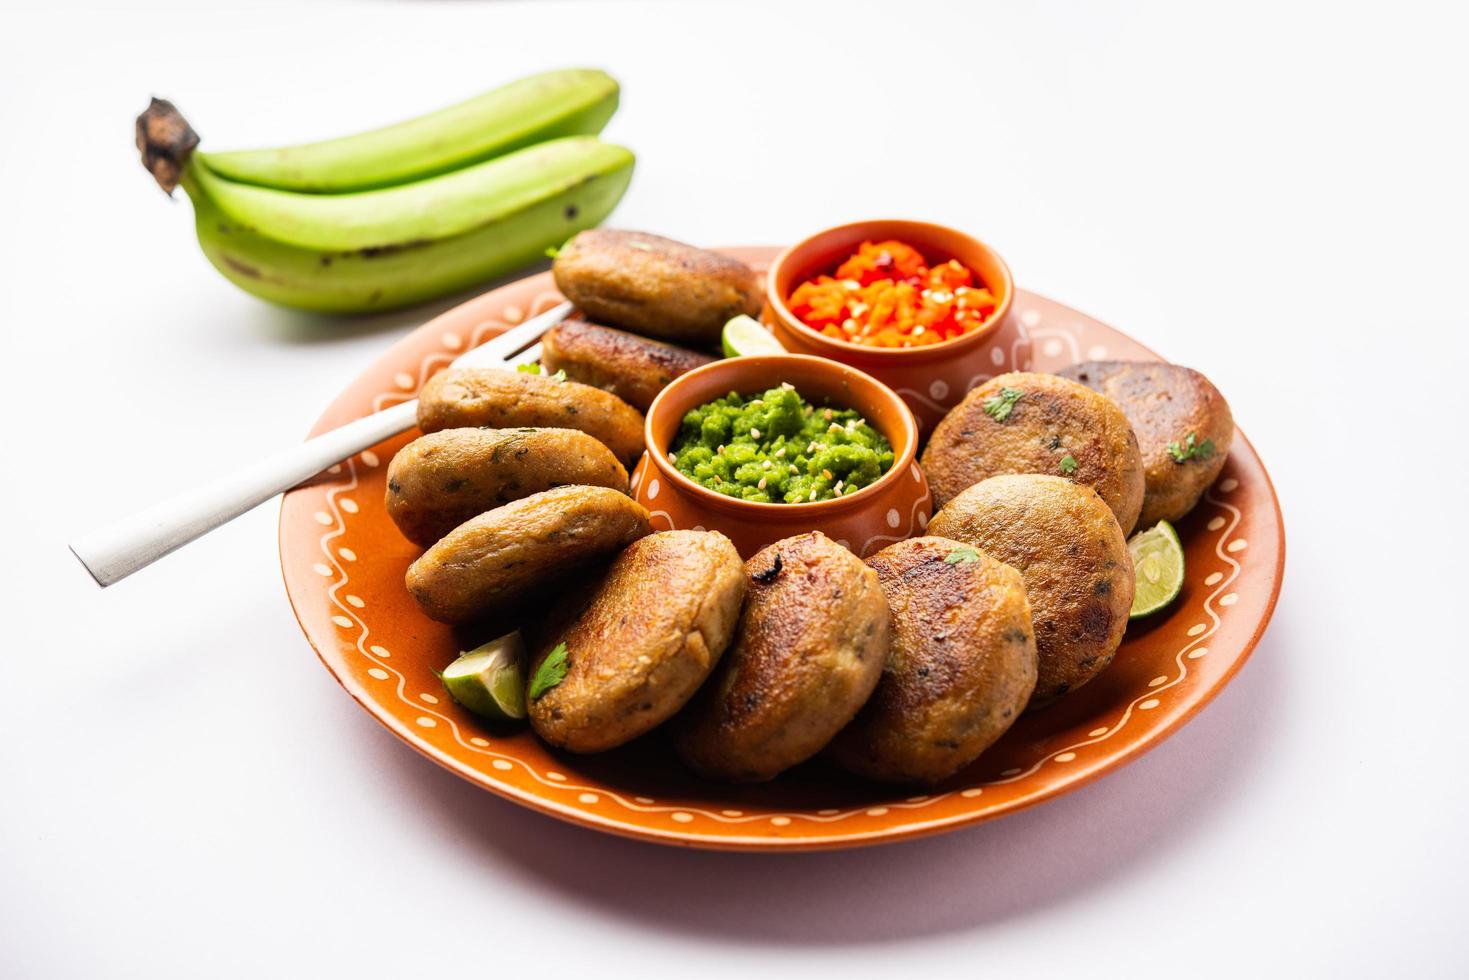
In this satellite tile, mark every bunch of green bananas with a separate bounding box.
[137,69,633,314]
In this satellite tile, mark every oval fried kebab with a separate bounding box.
[1055,360,1233,528]
[828,536,1038,785]
[552,229,762,346]
[540,318,715,412]
[386,427,628,547]
[416,367,645,468]
[921,371,1145,535]
[528,530,745,753]
[927,474,1133,707]
[406,485,651,625]
[675,532,891,783]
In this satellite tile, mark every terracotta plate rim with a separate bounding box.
[278,246,1286,851]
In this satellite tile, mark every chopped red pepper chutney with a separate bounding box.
[786,240,998,348]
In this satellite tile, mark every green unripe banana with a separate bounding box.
[192,136,633,252]
[197,68,619,193]
[185,146,634,314]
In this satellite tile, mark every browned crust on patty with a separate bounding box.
[828,536,1038,784]
[674,532,890,782]
[927,475,1133,706]
[405,486,651,625]
[552,229,762,345]
[529,530,745,753]
[416,367,645,468]
[386,427,628,547]
[540,319,715,412]
[921,371,1145,535]
[1056,360,1233,528]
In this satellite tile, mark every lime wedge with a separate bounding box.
[1128,520,1185,619]
[440,631,527,723]
[722,314,786,358]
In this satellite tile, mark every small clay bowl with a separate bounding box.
[763,219,1032,433]
[629,354,931,559]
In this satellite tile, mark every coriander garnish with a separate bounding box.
[516,362,541,374]
[982,387,1024,422]
[551,368,568,382]
[944,545,983,564]
[1059,453,1078,475]
[1167,432,1216,463]
[528,642,570,700]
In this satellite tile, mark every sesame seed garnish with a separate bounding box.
[809,489,817,501]
[823,409,834,420]
[780,382,795,391]
[668,452,677,464]
[828,423,842,434]
[761,459,771,469]
[822,469,833,480]
[750,427,760,439]
[834,480,845,492]
[789,463,799,474]
[775,446,786,458]
[757,477,767,489]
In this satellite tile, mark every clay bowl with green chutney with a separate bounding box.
[629,354,931,558]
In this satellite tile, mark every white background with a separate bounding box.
[3,1,1467,976]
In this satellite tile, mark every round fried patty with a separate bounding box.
[405,485,651,625]
[674,532,890,782]
[828,536,1037,784]
[528,530,745,753]
[1056,360,1233,528]
[921,371,1145,534]
[540,319,715,412]
[386,427,628,547]
[416,367,646,467]
[927,474,1133,706]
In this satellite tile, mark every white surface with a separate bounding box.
[2,1,1466,976]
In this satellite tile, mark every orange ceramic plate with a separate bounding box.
[279,247,1284,851]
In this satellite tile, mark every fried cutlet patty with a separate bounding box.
[528,530,746,753]
[405,485,651,625]
[827,536,1038,784]
[921,371,1145,534]
[386,427,628,547]
[540,319,715,412]
[1056,360,1233,528]
[551,229,762,345]
[674,532,890,782]
[416,367,646,467]
[927,475,1133,707]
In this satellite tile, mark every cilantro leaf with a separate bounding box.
[517,362,542,374]
[982,387,1024,422]
[1167,432,1217,463]
[1059,453,1078,475]
[528,643,570,700]
[551,368,568,383]
[944,545,983,564]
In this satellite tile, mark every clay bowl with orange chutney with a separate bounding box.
[763,219,1032,433]
[628,354,932,559]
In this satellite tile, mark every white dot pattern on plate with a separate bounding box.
[503,305,524,324]
[886,508,901,528]
[296,280,1271,837]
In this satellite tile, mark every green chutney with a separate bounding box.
[669,384,894,503]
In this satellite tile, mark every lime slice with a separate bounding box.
[440,631,527,723]
[1128,520,1185,619]
[721,314,786,357]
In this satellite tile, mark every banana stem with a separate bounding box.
[136,98,199,195]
